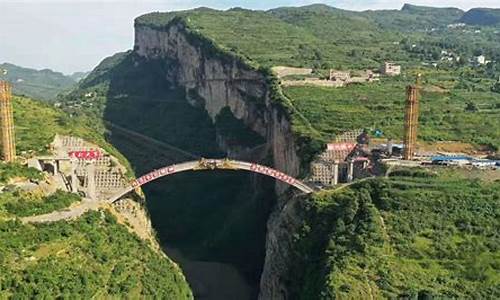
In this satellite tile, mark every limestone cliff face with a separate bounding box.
[134,23,300,195]
[134,21,303,299]
[258,194,304,299]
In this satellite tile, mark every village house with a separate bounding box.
[310,130,371,187]
[381,62,401,76]
[329,70,351,83]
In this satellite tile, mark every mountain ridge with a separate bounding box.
[0,62,77,101]
[460,8,500,25]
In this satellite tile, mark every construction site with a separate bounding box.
[0,70,498,198]
[309,75,500,188]
[1,72,498,197]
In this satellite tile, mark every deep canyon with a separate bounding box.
[78,18,308,299]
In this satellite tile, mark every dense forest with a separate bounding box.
[289,170,500,298]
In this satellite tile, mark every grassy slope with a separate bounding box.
[13,95,132,173]
[289,170,500,299]
[0,96,192,298]
[0,190,81,218]
[368,4,464,31]
[136,6,500,150]
[284,73,500,147]
[137,7,405,69]
[135,4,467,68]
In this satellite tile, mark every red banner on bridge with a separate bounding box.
[250,163,296,185]
[132,166,177,188]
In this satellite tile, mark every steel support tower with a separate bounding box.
[403,76,420,160]
[0,81,16,162]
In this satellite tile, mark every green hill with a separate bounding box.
[366,4,464,31]
[136,7,404,70]
[0,63,77,101]
[460,8,500,26]
[0,96,192,298]
[0,210,192,298]
[290,170,500,298]
[135,6,500,149]
[135,4,467,70]
[12,95,131,170]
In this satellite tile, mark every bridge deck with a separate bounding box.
[107,159,314,203]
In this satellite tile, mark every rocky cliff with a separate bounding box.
[134,21,301,194]
[134,19,306,299]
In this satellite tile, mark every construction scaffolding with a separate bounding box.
[0,81,15,162]
[403,76,420,160]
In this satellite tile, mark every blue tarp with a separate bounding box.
[431,155,472,161]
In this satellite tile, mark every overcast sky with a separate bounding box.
[1,0,499,74]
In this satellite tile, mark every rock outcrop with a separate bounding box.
[134,22,301,195]
[134,19,306,299]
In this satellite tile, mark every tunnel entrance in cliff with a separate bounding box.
[101,53,276,299]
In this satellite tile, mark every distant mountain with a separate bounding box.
[69,71,90,83]
[0,63,77,101]
[365,4,464,30]
[270,3,465,34]
[460,8,500,26]
[400,3,464,16]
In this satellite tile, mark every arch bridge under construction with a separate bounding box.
[108,158,315,203]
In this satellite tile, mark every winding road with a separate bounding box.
[20,200,104,224]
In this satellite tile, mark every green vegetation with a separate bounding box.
[0,210,192,298]
[62,4,500,297]
[13,95,132,173]
[136,7,404,70]
[0,190,80,217]
[289,172,500,298]
[0,63,77,101]
[215,107,265,148]
[284,72,500,148]
[460,8,500,26]
[135,5,500,152]
[368,4,464,31]
[0,162,43,184]
[0,119,192,298]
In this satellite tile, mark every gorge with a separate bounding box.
[73,15,310,299]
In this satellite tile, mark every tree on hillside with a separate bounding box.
[492,81,500,93]
[465,102,478,112]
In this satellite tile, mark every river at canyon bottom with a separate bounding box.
[164,246,257,300]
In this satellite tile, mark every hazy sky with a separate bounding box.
[1,0,499,74]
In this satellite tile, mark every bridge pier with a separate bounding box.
[332,162,339,185]
[86,162,96,200]
[347,160,354,183]
[70,159,78,193]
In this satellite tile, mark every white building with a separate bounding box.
[382,62,401,76]
[476,55,486,65]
